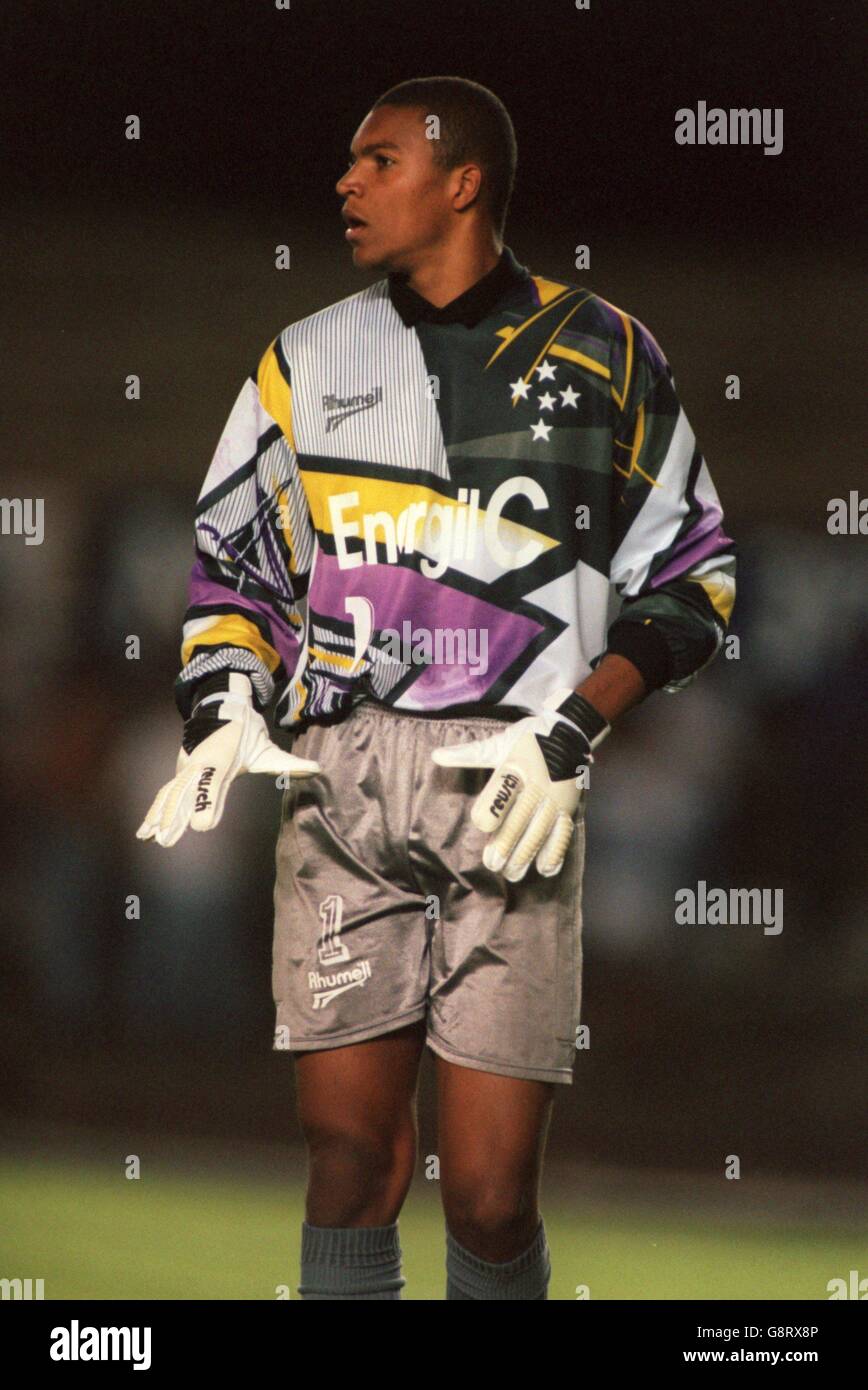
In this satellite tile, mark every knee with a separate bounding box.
[442,1169,538,1257]
[304,1122,416,1224]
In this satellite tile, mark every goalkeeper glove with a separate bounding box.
[430,686,610,882]
[136,671,320,848]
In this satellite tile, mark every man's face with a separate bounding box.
[336,105,458,273]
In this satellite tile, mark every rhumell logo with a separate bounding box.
[323,385,382,433]
[490,772,520,818]
[195,767,216,812]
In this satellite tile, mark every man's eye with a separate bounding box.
[345,153,394,170]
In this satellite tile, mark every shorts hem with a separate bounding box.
[425,1030,574,1085]
[273,1004,428,1054]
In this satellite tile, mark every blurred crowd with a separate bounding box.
[3,483,865,1025]
[1,486,866,1165]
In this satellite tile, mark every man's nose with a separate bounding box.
[336,165,361,197]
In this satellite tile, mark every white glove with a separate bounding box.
[136,672,320,847]
[430,686,610,882]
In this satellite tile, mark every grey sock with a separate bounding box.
[446,1218,551,1300]
[298,1220,406,1299]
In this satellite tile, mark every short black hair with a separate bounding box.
[371,77,517,238]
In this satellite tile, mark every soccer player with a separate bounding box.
[137,76,736,1300]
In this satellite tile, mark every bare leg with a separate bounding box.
[294,1019,427,1226]
[437,1056,555,1261]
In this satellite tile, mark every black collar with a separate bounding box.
[387,245,531,328]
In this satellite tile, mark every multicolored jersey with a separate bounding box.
[174,246,736,728]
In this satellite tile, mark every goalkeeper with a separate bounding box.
[138,76,735,1300]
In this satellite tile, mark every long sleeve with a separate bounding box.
[602,315,736,692]
[173,335,316,718]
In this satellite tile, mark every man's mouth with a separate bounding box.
[342,211,368,241]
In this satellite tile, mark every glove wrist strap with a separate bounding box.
[551,689,611,750]
[190,671,253,716]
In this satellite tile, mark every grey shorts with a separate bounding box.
[272,700,586,1085]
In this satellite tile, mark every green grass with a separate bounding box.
[0,1157,860,1300]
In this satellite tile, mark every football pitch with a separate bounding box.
[1,1151,862,1300]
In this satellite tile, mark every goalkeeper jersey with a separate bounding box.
[174,245,736,729]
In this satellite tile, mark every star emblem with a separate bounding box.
[530,419,552,441]
[537,391,557,411]
[535,359,557,382]
[560,384,581,407]
[510,376,530,402]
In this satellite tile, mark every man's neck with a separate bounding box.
[402,239,502,308]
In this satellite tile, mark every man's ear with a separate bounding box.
[453,163,484,213]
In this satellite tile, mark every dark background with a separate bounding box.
[1,0,865,1192]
